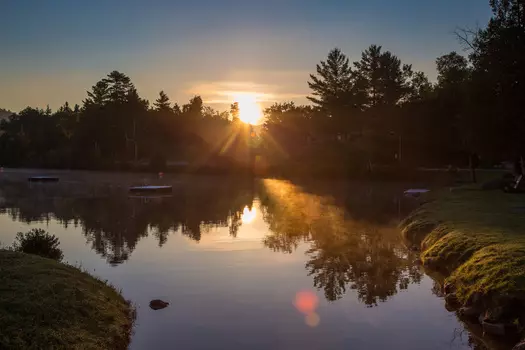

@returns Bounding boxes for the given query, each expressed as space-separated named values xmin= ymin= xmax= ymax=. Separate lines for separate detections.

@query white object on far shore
xmin=404 ymin=189 xmax=430 ymax=197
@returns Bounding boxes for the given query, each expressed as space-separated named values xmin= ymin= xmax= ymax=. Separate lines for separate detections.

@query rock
xmin=149 ymin=299 xmax=169 ymax=310
xmin=459 ymin=306 xmax=481 ymax=318
xmin=413 ymin=258 xmax=422 ymax=266
xmin=482 ymin=320 xmax=506 ymax=336
xmin=512 ymin=341 xmax=525 ymax=350
xmin=445 ymin=293 xmax=459 ymax=306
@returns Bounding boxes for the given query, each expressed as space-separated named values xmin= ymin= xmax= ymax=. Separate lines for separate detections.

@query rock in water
xmin=149 ymin=299 xmax=169 ymax=310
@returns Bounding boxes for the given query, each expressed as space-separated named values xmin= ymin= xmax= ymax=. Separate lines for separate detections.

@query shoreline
xmin=401 ymin=188 xmax=525 ymax=348
xmin=0 ymin=250 xmax=135 ymax=350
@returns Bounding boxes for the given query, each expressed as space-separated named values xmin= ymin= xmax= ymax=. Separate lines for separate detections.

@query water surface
xmin=0 ymin=171 xmax=491 ymax=349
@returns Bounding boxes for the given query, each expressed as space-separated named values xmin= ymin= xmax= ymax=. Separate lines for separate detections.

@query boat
xmin=129 ymin=185 xmax=173 ymax=194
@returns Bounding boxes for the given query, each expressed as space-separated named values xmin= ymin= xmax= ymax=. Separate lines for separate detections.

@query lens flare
xmin=294 ymin=290 xmax=319 ymax=314
xmin=294 ymin=290 xmax=320 ymax=327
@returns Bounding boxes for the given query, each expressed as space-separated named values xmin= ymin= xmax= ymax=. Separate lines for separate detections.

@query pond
xmin=0 ymin=171 xmax=498 ymax=349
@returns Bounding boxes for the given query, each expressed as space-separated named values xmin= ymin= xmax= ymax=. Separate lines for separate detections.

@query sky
xmin=0 ymin=0 xmax=492 ymax=113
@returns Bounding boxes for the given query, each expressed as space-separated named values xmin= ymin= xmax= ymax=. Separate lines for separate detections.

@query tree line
xmin=1 ymin=0 xmax=523 ymax=174
xmin=0 ymin=70 xmax=249 ymax=171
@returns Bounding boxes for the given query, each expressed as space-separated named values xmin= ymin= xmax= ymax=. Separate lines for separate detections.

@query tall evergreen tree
xmin=154 ymin=91 xmax=172 ymax=112
xmin=84 ymin=80 xmax=110 ymax=107
xmin=105 ymin=71 xmax=134 ymax=103
xmin=354 ymin=45 xmax=412 ymax=108
xmin=461 ymin=0 xmax=525 ymax=158
xmin=308 ymin=48 xmax=355 ymax=112
xmin=308 ymin=48 xmax=365 ymax=136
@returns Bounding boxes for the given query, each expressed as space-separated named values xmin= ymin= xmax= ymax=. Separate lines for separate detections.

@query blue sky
xmin=0 ymin=0 xmax=492 ymax=112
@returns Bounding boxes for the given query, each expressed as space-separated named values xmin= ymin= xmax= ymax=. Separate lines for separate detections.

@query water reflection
xmin=259 ymin=179 xmax=422 ymax=305
xmin=0 ymin=179 xmax=254 ymax=264
xmin=0 ymin=177 xmax=421 ymax=306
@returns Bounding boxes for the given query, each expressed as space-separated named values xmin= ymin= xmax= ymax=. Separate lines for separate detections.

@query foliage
xmin=260 ymin=179 xmax=422 ymax=305
xmin=12 ymin=229 xmax=64 ymax=261
xmin=0 ymin=250 xmax=134 ymax=349
xmin=1 ymin=0 xmax=524 ymax=174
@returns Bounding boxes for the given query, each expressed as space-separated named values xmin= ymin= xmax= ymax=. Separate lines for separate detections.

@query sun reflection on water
xmin=241 ymin=206 xmax=256 ymax=224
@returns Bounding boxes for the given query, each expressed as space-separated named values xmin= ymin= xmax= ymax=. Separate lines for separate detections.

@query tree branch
xmin=454 ymin=26 xmax=478 ymax=52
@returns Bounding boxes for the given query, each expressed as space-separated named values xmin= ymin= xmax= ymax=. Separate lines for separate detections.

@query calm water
xmin=0 ymin=171 xmax=492 ymax=349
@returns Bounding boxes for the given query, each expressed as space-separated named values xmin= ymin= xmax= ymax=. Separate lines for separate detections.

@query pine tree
xmin=307 ymin=48 xmax=354 ymax=113
xmin=84 ymin=80 xmax=110 ymax=107
xmin=105 ymin=71 xmax=134 ymax=103
xmin=354 ymin=45 xmax=412 ymax=107
xmin=307 ymin=48 xmax=366 ymax=137
xmin=154 ymin=91 xmax=172 ymax=112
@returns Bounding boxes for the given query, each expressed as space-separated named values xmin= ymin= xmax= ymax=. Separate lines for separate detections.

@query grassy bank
xmin=0 ymin=250 xmax=134 ymax=350
xmin=401 ymin=189 xmax=525 ymax=320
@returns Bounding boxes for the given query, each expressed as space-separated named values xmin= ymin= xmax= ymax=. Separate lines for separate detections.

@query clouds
xmin=186 ymin=70 xmax=310 ymax=109
xmin=0 ymin=0 xmax=491 ymax=111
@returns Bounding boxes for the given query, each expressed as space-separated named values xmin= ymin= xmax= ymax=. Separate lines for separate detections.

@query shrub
xmin=12 ymin=229 xmax=64 ymax=261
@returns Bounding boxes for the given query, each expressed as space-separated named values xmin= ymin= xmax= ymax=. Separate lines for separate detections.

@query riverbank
xmin=0 ymin=250 xmax=134 ymax=350
xmin=401 ymin=188 xmax=525 ymax=343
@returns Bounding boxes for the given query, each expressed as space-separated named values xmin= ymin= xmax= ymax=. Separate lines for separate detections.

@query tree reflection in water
xmin=0 ymin=179 xmax=254 ymax=265
xmin=259 ymin=179 xmax=423 ymax=306
xmin=0 ymin=177 xmax=423 ymax=306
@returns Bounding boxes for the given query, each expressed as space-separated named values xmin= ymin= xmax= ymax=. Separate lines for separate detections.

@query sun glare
xmin=233 ymin=93 xmax=263 ymax=125
xmin=241 ymin=206 xmax=257 ymax=224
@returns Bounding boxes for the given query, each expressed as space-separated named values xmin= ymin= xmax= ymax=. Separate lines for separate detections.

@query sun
xmin=234 ymin=93 xmax=263 ymax=125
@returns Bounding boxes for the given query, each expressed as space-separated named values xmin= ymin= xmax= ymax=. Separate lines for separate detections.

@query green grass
xmin=0 ymin=250 xmax=134 ymax=350
xmin=401 ymin=189 xmax=525 ymax=307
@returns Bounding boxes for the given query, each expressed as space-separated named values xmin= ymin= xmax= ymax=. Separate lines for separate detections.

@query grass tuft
xmin=401 ymin=189 xmax=525 ymax=309
xmin=0 ymin=250 xmax=134 ymax=350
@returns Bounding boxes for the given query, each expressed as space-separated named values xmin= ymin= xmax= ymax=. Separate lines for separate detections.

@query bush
xmin=12 ymin=229 xmax=64 ymax=261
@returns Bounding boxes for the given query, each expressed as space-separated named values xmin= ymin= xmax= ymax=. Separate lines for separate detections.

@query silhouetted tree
xmin=154 ymin=90 xmax=172 ymax=112
xmin=2 ymin=0 xmax=525 ymax=173
xmin=308 ymin=48 xmax=365 ymax=137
